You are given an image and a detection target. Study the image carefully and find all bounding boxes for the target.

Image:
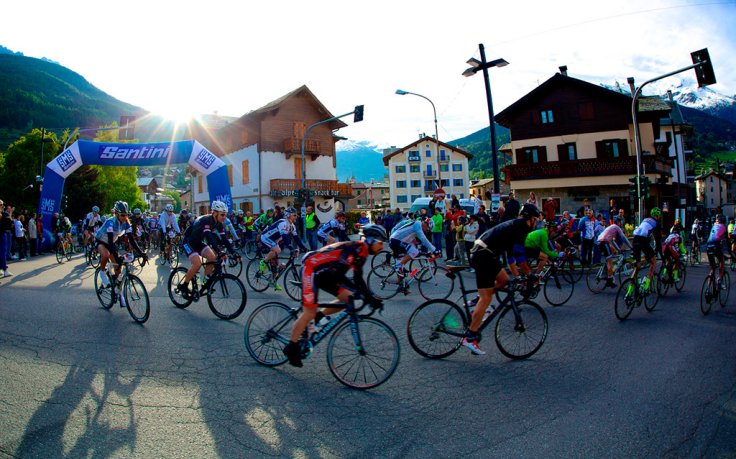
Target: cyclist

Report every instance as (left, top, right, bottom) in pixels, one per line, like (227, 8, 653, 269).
(83, 206, 103, 246)
(663, 225, 687, 282)
(631, 207, 663, 292)
(158, 204, 180, 252)
(177, 201, 239, 298)
(317, 211, 349, 245)
(259, 207, 308, 283)
(253, 209, 275, 234)
(524, 221, 561, 275)
(596, 216, 632, 288)
(95, 201, 147, 291)
(388, 216, 440, 278)
(690, 218, 702, 254)
(462, 203, 540, 355)
(706, 214, 728, 289)
(55, 212, 73, 250)
(131, 208, 147, 246)
(282, 223, 388, 367)
(728, 218, 736, 256)
(178, 209, 190, 234)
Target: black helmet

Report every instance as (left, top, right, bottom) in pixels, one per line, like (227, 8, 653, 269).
(336, 211, 346, 219)
(519, 203, 541, 220)
(362, 223, 387, 243)
(114, 201, 129, 215)
(717, 214, 726, 224)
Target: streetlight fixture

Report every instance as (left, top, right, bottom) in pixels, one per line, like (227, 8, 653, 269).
(463, 43, 509, 195)
(395, 89, 442, 187)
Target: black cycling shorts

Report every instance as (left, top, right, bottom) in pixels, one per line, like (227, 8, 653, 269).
(632, 235, 654, 262)
(470, 249, 503, 290)
(706, 242, 724, 266)
(183, 240, 209, 257)
(597, 241, 613, 260)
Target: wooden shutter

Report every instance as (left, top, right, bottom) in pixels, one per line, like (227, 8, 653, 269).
(242, 160, 249, 184)
(618, 139, 629, 156)
(557, 144, 567, 162)
(293, 121, 306, 138)
(198, 174, 203, 193)
(538, 146, 548, 163)
(515, 148, 525, 165)
(595, 141, 605, 159)
(294, 157, 302, 180)
(228, 165, 233, 186)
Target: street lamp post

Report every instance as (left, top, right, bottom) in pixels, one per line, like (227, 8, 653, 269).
(463, 43, 508, 195)
(395, 89, 442, 187)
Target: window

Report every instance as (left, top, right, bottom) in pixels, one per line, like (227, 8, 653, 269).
(425, 164, 433, 176)
(595, 140, 628, 159)
(452, 164, 462, 171)
(460, 193, 464, 199)
(357, 199, 362, 205)
(439, 150, 447, 161)
(440, 179, 449, 187)
(397, 195, 408, 203)
(558, 143, 577, 161)
(453, 179, 464, 186)
(408, 150, 420, 161)
(395, 180, 406, 188)
(425, 149, 432, 158)
(411, 194, 421, 202)
(439, 164, 449, 172)
(410, 180, 421, 188)
(541, 109, 554, 124)
(425, 180, 436, 191)
(410, 165, 420, 173)
(395, 165, 406, 173)
(242, 160, 249, 184)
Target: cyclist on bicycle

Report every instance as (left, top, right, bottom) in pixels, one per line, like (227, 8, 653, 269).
(663, 226, 686, 282)
(691, 218, 702, 250)
(55, 212, 73, 249)
(95, 201, 147, 288)
(631, 207, 663, 292)
(83, 206, 102, 246)
(596, 216, 632, 288)
(317, 211, 349, 245)
(524, 221, 561, 275)
(178, 209, 190, 233)
(131, 208, 147, 245)
(462, 203, 540, 355)
(253, 209, 275, 234)
(158, 204, 180, 252)
(389, 216, 440, 278)
(259, 207, 308, 278)
(283, 223, 388, 367)
(178, 201, 239, 297)
(706, 214, 728, 289)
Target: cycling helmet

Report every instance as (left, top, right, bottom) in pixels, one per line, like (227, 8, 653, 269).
(717, 214, 726, 224)
(181, 209, 189, 214)
(92, 206, 100, 213)
(650, 207, 662, 218)
(133, 208, 141, 215)
(519, 203, 541, 220)
(284, 207, 297, 217)
(165, 204, 174, 212)
(211, 200, 228, 213)
(114, 201, 129, 215)
(237, 209, 244, 215)
(362, 223, 388, 243)
(335, 211, 346, 219)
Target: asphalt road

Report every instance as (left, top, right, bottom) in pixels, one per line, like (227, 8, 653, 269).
(1, 252, 735, 458)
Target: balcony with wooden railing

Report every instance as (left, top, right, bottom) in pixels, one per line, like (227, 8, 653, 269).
(281, 137, 322, 158)
(269, 179, 353, 198)
(505, 155, 673, 181)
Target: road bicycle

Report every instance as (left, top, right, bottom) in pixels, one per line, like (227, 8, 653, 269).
(533, 248, 576, 306)
(84, 240, 100, 268)
(700, 258, 731, 315)
(243, 296, 400, 390)
(158, 232, 180, 268)
(656, 253, 687, 297)
(168, 253, 247, 320)
(93, 254, 150, 324)
(688, 238, 701, 266)
(614, 268, 660, 321)
(366, 253, 452, 300)
(553, 236, 585, 283)
(586, 249, 635, 294)
(55, 233, 73, 264)
(245, 249, 302, 301)
(406, 266, 548, 360)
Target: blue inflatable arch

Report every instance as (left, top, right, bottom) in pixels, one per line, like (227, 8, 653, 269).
(38, 139, 232, 247)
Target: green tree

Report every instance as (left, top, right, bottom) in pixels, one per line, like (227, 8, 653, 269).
(162, 189, 181, 212)
(0, 128, 60, 211)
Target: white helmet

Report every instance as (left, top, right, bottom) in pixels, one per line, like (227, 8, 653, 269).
(211, 200, 228, 213)
(283, 207, 297, 217)
(165, 204, 174, 212)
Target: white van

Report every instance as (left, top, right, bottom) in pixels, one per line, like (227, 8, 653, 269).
(409, 197, 476, 216)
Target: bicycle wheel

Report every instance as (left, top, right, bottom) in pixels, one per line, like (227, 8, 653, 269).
(56, 245, 64, 264)
(242, 240, 257, 260)
(614, 278, 636, 320)
(563, 253, 584, 283)
(417, 267, 454, 300)
(370, 250, 393, 270)
(168, 248, 179, 269)
(326, 317, 400, 390)
(693, 248, 700, 265)
(656, 266, 670, 298)
(245, 258, 271, 292)
(719, 271, 730, 307)
(585, 265, 607, 294)
(94, 268, 114, 309)
(409, 258, 438, 281)
(618, 260, 635, 284)
(644, 274, 659, 312)
(284, 265, 302, 302)
(226, 256, 243, 277)
(674, 265, 686, 292)
(700, 275, 716, 315)
(544, 268, 575, 306)
(366, 268, 401, 300)
(124, 275, 150, 324)
(89, 246, 100, 268)
(243, 302, 295, 366)
(406, 299, 466, 359)
(494, 300, 548, 360)
(167, 267, 193, 308)
(207, 273, 247, 320)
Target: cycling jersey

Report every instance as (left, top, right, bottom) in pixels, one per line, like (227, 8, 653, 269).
(317, 219, 348, 242)
(260, 218, 307, 251)
(147, 217, 159, 231)
(301, 241, 371, 308)
(389, 220, 435, 253)
(223, 217, 239, 240)
(524, 229, 558, 259)
(633, 218, 658, 238)
(131, 216, 146, 236)
(83, 212, 102, 229)
(707, 223, 727, 244)
(253, 214, 273, 232)
(183, 214, 233, 256)
(597, 224, 631, 250)
(663, 233, 685, 258)
(472, 218, 531, 264)
(55, 217, 72, 234)
(94, 217, 132, 244)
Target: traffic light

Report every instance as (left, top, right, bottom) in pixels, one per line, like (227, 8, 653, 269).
(691, 48, 716, 87)
(640, 176, 651, 198)
(628, 177, 638, 199)
(353, 105, 364, 123)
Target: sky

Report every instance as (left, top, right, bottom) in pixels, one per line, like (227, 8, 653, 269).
(2, 0, 735, 149)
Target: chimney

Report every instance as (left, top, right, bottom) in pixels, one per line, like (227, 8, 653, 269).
(667, 90, 674, 102)
(558, 65, 568, 76)
(627, 77, 636, 96)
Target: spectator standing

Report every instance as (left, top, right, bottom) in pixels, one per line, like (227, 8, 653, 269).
(608, 199, 618, 224)
(526, 192, 539, 209)
(430, 207, 444, 253)
(382, 209, 394, 232)
(618, 208, 627, 225)
(543, 198, 558, 223)
(453, 216, 467, 264)
(576, 198, 592, 218)
(464, 215, 479, 271)
(475, 205, 491, 235)
(578, 209, 596, 266)
(28, 213, 37, 257)
(443, 209, 455, 259)
(14, 214, 27, 260)
(0, 203, 12, 277)
(502, 191, 520, 222)
(304, 205, 320, 250)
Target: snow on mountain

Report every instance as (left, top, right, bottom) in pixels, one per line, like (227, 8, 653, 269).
(605, 77, 735, 112)
(335, 139, 386, 182)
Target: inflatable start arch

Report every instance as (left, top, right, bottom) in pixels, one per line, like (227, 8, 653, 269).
(38, 139, 232, 247)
